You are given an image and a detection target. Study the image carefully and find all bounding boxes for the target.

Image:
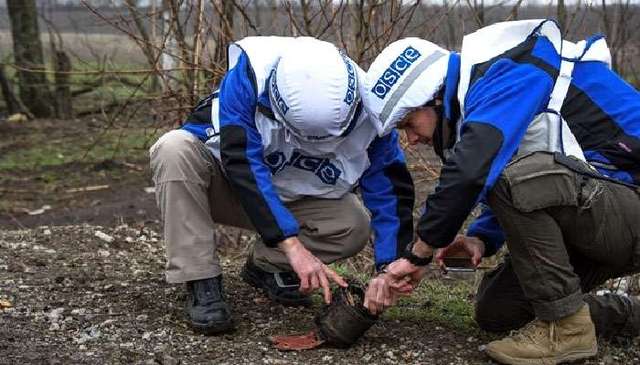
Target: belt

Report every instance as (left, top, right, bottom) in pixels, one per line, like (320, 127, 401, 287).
(553, 153, 640, 191)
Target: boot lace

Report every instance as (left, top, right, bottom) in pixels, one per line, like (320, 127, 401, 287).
(509, 320, 559, 350)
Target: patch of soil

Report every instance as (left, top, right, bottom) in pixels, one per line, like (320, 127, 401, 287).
(0, 225, 485, 365)
(2, 225, 639, 365)
(1, 173, 158, 229)
(0, 162, 158, 229)
(0, 117, 161, 229)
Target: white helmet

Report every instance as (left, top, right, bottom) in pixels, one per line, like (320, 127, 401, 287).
(269, 37, 361, 143)
(365, 38, 450, 136)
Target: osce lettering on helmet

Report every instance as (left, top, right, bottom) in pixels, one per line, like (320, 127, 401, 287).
(341, 54, 357, 106)
(269, 68, 289, 115)
(371, 46, 422, 99)
(265, 151, 342, 185)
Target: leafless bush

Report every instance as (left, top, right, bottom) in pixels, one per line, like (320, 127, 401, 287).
(2, 1, 638, 125)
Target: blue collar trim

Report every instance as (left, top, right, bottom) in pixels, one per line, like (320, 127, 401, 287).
(443, 52, 461, 122)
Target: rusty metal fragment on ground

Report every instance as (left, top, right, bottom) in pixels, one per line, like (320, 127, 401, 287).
(270, 331, 325, 351)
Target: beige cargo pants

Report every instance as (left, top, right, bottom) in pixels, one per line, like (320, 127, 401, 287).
(149, 130, 371, 283)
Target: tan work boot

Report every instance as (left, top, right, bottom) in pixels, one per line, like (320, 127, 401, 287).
(484, 304, 597, 365)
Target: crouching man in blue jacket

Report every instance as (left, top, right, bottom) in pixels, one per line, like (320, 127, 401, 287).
(363, 20, 640, 364)
(149, 37, 414, 335)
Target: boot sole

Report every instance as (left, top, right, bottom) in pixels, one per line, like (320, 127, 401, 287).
(191, 319, 235, 335)
(184, 301, 235, 335)
(485, 342, 598, 365)
(240, 265, 311, 307)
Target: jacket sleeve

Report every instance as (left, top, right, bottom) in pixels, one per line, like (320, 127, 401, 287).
(181, 92, 219, 142)
(417, 59, 554, 248)
(219, 51, 299, 247)
(360, 130, 415, 267)
(466, 207, 505, 257)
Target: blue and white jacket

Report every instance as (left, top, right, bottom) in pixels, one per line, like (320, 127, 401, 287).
(182, 37, 414, 266)
(419, 20, 640, 256)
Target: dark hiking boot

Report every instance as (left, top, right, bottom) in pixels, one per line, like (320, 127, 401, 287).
(241, 258, 311, 307)
(185, 276, 233, 334)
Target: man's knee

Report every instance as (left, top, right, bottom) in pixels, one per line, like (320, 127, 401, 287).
(475, 295, 533, 333)
(339, 204, 371, 257)
(150, 130, 211, 184)
(150, 130, 199, 164)
(474, 261, 535, 332)
(475, 295, 502, 332)
(321, 195, 371, 258)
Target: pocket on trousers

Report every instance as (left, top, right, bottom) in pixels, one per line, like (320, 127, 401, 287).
(509, 169, 579, 213)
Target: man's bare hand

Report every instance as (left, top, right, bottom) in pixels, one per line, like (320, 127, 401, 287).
(364, 258, 428, 315)
(279, 237, 347, 304)
(386, 258, 429, 289)
(434, 235, 485, 269)
(363, 273, 398, 315)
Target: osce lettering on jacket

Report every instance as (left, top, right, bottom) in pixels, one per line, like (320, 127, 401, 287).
(264, 151, 342, 185)
(269, 68, 289, 115)
(341, 53, 357, 106)
(371, 46, 422, 99)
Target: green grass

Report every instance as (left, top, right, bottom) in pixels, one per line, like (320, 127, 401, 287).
(328, 260, 479, 334)
(0, 126, 161, 171)
(329, 261, 371, 284)
(384, 279, 478, 334)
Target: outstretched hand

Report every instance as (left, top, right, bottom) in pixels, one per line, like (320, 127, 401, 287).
(280, 237, 347, 304)
(385, 258, 430, 292)
(363, 258, 428, 315)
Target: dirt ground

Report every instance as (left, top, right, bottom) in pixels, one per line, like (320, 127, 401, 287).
(0, 224, 493, 365)
(1, 118, 639, 364)
(3, 223, 639, 365)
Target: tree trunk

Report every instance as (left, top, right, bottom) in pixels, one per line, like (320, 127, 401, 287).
(54, 50, 72, 119)
(7, 0, 54, 118)
(0, 64, 34, 118)
(0, 64, 18, 115)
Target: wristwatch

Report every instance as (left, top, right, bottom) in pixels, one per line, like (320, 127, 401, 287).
(403, 241, 433, 267)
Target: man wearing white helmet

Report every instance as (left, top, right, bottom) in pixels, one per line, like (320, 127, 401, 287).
(363, 20, 640, 364)
(149, 37, 414, 334)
